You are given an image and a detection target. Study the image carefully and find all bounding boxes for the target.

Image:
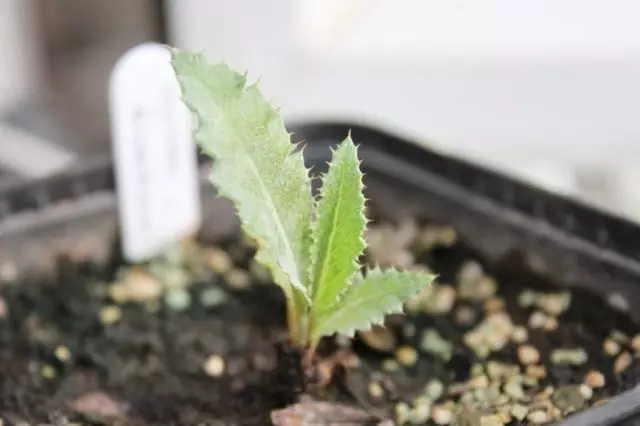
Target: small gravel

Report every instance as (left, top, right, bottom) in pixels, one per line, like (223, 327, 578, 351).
(614, 351, 633, 374)
(100, 305, 122, 325)
(423, 285, 456, 315)
(425, 380, 444, 400)
(420, 328, 453, 361)
(484, 297, 504, 314)
(367, 381, 384, 399)
(527, 410, 549, 424)
(431, 405, 454, 425)
(631, 334, 640, 353)
(395, 346, 418, 367)
(511, 404, 529, 421)
(551, 348, 588, 365)
(518, 289, 537, 308)
(409, 397, 431, 424)
(395, 402, 410, 425)
(603, 338, 621, 357)
(526, 364, 547, 380)
(518, 345, 540, 365)
(468, 375, 489, 389)
(203, 355, 226, 377)
(553, 385, 588, 415)
(584, 370, 605, 388)
(528, 311, 548, 329)
(580, 384, 594, 400)
(54, 345, 71, 362)
(510, 326, 528, 344)
(481, 414, 505, 426)
(40, 364, 56, 380)
(535, 292, 571, 316)
(165, 289, 191, 311)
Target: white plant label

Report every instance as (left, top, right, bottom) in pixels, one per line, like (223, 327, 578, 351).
(109, 43, 201, 262)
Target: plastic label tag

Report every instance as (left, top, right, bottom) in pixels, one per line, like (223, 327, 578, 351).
(109, 43, 201, 262)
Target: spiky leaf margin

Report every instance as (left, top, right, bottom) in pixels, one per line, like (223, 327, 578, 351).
(309, 136, 367, 314)
(311, 267, 434, 342)
(170, 50, 313, 302)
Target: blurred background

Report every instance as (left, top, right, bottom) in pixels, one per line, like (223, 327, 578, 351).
(2, 0, 640, 221)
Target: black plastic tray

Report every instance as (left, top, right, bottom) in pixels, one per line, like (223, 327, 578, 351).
(0, 121, 639, 425)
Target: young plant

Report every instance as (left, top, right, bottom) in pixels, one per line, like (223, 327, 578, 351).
(170, 49, 435, 360)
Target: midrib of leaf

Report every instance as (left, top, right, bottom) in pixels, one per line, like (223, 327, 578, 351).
(316, 279, 395, 334)
(171, 51, 312, 300)
(309, 138, 366, 315)
(316, 291, 378, 333)
(208, 101, 308, 296)
(312, 268, 434, 340)
(242, 138, 300, 289)
(312, 153, 344, 297)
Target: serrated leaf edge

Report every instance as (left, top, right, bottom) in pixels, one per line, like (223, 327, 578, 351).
(311, 266, 435, 341)
(170, 50, 312, 302)
(309, 136, 368, 312)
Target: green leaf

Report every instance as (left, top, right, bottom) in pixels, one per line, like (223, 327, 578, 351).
(254, 247, 294, 299)
(309, 136, 367, 312)
(171, 50, 312, 300)
(311, 267, 434, 341)
(171, 48, 438, 352)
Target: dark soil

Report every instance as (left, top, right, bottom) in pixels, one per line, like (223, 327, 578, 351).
(0, 235, 301, 426)
(0, 217, 639, 426)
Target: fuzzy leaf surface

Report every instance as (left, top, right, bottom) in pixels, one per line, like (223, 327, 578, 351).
(310, 136, 367, 312)
(171, 50, 312, 299)
(312, 267, 434, 341)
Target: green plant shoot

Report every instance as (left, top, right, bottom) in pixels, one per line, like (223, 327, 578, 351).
(170, 49, 434, 357)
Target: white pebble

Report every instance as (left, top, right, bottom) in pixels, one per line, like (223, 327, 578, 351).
(528, 311, 548, 329)
(511, 326, 528, 343)
(518, 290, 537, 308)
(203, 355, 226, 377)
(395, 402, 410, 425)
(527, 410, 549, 424)
(395, 345, 418, 367)
(518, 345, 540, 365)
(579, 384, 594, 400)
(409, 399, 431, 424)
(431, 405, 454, 425)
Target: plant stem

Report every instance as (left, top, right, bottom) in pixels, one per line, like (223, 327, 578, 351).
(293, 288, 309, 346)
(306, 311, 316, 348)
(286, 300, 301, 346)
(303, 339, 319, 368)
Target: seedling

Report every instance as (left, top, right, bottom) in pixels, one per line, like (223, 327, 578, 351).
(170, 49, 434, 363)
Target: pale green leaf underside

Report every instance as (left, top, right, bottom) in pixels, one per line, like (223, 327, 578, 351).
(310, 136, 367, 312)
(171, 50, 312, 299)
(312, 267, 434, 340)
(255, 247, 293, 298)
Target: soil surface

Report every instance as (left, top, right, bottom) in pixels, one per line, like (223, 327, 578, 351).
(1, 218, 639, 426)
